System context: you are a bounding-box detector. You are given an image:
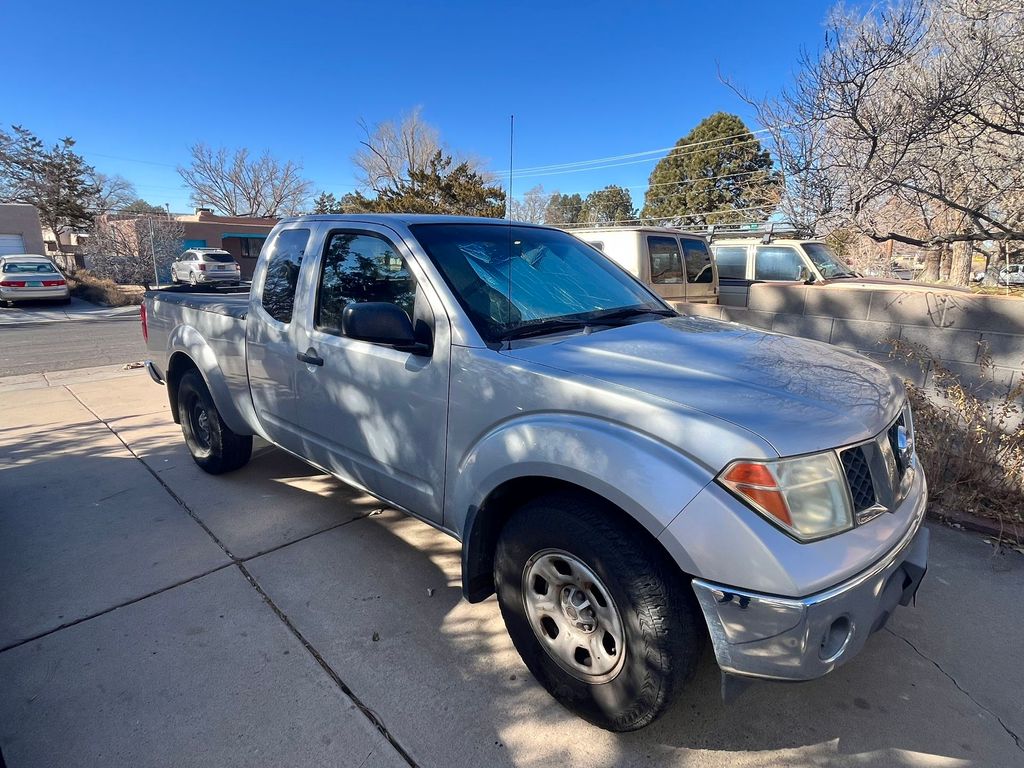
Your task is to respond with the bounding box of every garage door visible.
[0,234,26,255]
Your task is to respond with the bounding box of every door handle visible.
[296,348,324,366]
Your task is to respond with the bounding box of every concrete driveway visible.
[1,367,1022,767]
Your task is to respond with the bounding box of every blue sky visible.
[2,0,834,212]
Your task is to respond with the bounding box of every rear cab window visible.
[203,253,236,263]
[260,228,311,324]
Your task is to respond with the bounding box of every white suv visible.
[171,249,241,285]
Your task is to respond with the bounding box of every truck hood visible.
[505,315,904,457]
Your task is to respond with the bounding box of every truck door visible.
[292,225,450,523]
[680,237,717,304]
[246,225,315,453]
[645,235,687,302]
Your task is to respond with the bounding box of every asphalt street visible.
[0,303,145,376]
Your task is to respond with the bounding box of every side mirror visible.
[342,302,429,354]
[798,266,816,284]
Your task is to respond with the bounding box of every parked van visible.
[570,227,719,304]
[705,224,967,306]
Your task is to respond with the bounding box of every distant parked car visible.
[998,264,1024,286]
[170,248,241,285]
[0,254,70,306]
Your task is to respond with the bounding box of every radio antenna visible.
[506,114,515,338]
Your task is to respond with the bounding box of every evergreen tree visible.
[0,125,100,253]
[544,192,584,226]
[641,113,777,226]
[579,185,636,226]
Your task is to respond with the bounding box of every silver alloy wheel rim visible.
[189,272,197,286]
[190,400,212,450]
[522,549,627,683]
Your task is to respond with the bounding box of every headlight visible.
[717,452,853,542]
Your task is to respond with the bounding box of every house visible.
[0,204,46,257]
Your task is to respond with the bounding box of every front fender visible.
[452,414,714,586]
[167,324,252,436]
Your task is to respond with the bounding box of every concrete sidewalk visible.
[1,368,1022,767]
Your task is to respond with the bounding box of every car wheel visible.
[177,370,252,474]
[170,269,178,284]
[189,272,198,286]
[494,492,702,732]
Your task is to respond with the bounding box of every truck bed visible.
[146,285,251,320]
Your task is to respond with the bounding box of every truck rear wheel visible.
[177,369,252,474]
[494,493,702,731]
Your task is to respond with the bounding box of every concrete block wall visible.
[675,285,1024,398]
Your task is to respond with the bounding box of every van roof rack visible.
[679,222,812,244]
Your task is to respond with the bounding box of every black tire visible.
[177,369,252,474]
[494,493,702,731]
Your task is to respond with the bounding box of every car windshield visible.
[803,243,856,279]
[3,262,57,273]
[410,223,667,343]
[202,253,235,263]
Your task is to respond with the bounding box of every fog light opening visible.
[820,616,853,662]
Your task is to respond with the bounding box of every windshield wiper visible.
[589,306,677,324]
[502,318,590,341]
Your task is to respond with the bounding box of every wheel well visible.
[462,477,679,603]
[166,352,200,424]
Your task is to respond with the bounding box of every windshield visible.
[410,223,666,343]
[803,243,856,279]
[3,262,57,273]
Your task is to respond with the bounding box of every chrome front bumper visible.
[692,514,929,682]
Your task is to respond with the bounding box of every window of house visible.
[754,245,804,281]
[316,231,417,334]
[713,246,748,279]
[260,228,310,324]
[239,237,266,259]
[647,236,684,283]
[682,239,714,283]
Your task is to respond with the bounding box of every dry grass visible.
[67,270,142,307]
[890,339,1024,541]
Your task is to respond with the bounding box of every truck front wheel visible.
[177,370,252,474]
[494,493,702,731]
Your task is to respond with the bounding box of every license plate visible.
[28,281,42,287]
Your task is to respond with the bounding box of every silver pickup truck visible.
[142,214,929,732]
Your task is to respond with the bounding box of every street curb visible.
[932,505,1023,544]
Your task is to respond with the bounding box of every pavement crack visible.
[237,563,419,768]
[886,627,1023,753]
[0,563,235,654]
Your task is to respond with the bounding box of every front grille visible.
[841,447,876,511]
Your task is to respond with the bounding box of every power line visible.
[503,127,774,175]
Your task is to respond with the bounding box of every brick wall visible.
[674,284,1024,401]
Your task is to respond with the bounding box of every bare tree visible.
[178,144,312,217]
[510,185,551,223]
[91,172,138,214]
[353,107,441,194]
[86,215,183,287]
[736,0,1024,285]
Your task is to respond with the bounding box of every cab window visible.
[713,246,748,279]
[260,228,311,324]
[682,239,714,283]
[316,231,417,335]
[647,236,684,283]
[754,246,805,281]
